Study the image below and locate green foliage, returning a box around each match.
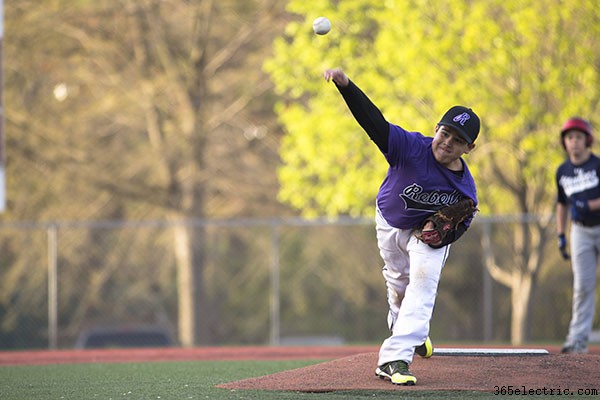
[266,0,600,217]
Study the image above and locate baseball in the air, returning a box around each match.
[312,17,331,35]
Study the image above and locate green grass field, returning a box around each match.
[0,359,572,400]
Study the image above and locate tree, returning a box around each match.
[265,0,600,343]
[3,0,289,346]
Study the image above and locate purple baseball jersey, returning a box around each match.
[376,124,478,229]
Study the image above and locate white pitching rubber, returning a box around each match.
[433,348,550,356]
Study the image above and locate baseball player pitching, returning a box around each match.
[324,68,480,385]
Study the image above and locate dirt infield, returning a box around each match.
[2,345,599,394]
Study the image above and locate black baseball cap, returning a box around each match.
[438,106,480,144]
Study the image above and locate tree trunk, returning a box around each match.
[511,272,533,345]
[173,221,196,347]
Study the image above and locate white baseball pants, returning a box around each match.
[375,206,450,366]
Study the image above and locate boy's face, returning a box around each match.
[432,125,475,168]
[563,130,589,158]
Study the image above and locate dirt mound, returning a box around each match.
[218,351,600,393]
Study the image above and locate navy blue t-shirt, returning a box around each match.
[556,153,600,225]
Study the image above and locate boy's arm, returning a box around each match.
[336,81,390,153]
[324,69,389,152]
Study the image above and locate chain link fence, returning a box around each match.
[0,216,588,350]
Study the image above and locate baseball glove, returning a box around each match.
[415,198,478,245]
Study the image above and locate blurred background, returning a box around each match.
[0,216,583,349]
[1,0,599,350]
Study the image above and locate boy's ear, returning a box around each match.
[464,143,476,154]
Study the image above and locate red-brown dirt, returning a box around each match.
[0,345,379,366]
[2,345,599,394]
[218,349,600,393]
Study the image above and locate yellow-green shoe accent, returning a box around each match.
[375,360,417,386]
[415,336,433,358]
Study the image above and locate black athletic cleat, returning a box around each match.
[375,360,416,385]
[415,336,433,358]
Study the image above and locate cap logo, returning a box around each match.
[453,112,470,126]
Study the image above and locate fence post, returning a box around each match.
[269,221,280,345]
[48,223,58,349]
[481,219,493,342]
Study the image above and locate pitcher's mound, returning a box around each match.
[218,351,600,393]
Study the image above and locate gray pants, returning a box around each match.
[566,223,600,346]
